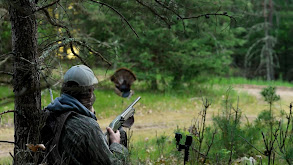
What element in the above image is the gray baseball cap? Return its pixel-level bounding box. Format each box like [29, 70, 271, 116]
[64, 65, 98, 86]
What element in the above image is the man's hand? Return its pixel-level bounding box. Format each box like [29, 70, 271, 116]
[107, 127, 120, 144]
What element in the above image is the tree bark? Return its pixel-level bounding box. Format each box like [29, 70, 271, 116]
[9, 1, 41, 164]
[264, 0, 274, 81]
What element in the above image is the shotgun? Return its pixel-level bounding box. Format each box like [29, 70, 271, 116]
[106, 96, 141, 143]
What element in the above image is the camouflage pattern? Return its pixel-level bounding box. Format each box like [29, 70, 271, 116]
[43, 93, 128, 164]
[57, 113, 129, 165]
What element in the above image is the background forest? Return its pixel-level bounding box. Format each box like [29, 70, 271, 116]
[1, 0, 293, 85]
[0, 0, 293, 164]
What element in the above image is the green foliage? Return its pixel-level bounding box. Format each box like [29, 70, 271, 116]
[60, 0, 249, 89]
[277, 107, 293, 164]
[237, 0, 293, 81]
[276, 1, 293, 81]
[210, 89, 260, 163]
[0, 21, 11, 54]
[255, 110, 274, 127]
[260, 86, 280, 104]
[283, 141, 293, 163]
[118, 19, 243, 88]
[1, 0, 293, 85]
[155, 134, 168, 156]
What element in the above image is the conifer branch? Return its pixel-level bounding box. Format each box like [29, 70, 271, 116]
[35, 0, 61, 12]
[41, 8, 89, 66]
[89, 0, 139, 38]
[39, 38, 111, 66]
[136, 0, 171, 29]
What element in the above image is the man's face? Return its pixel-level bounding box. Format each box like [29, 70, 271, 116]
[79, 87, 96, 113]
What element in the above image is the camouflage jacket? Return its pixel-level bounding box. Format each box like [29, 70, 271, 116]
[43, 94, 128, 165]
[58, 113, 128, 164]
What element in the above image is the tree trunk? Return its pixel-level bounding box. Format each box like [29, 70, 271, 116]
[264, 0, 275, 81]
[9, 1, 41, 164]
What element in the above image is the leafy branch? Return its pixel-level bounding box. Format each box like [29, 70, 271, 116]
[41, 8, 89, 66]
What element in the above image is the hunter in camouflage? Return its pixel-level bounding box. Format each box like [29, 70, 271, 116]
[42, 65, 128, 165]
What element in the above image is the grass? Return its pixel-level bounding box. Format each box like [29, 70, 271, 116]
[40, 88, 198, 118]
[129, 134, 181, 164]
[204, 76, 293, 87]
[0, 157, 13, 165]
[0, 86, 14, 125]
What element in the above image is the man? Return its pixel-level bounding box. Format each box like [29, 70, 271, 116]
[42, 65, 128, 165]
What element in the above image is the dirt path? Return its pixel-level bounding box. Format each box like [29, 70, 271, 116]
[1, 84, 292, 159]
[0, 128, 14, 159]
[234, 84, 293, 100]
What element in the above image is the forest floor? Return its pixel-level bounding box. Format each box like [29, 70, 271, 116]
[1, 84, 293, 159]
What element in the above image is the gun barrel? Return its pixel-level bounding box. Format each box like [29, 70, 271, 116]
[121, 96, 141, 117]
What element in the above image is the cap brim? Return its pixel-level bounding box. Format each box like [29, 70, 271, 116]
[92, 76, 99, 85]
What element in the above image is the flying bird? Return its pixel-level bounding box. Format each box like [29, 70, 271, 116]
[110, 68, 136, 98]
